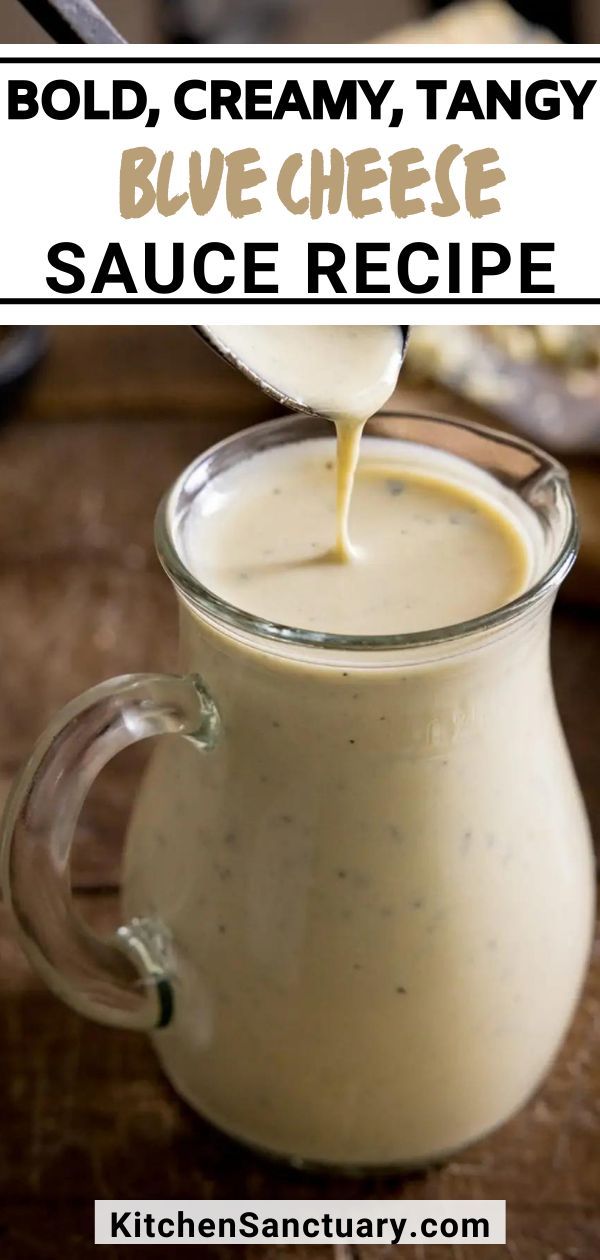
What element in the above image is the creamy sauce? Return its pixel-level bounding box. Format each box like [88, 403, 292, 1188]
[182, 438, 529, 635]
[122, 431, 594, 1168]
[204, 325, 402, 559]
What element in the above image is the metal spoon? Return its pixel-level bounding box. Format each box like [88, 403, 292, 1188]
[18, 0, 125, 43]
[196, 325, 411, 416]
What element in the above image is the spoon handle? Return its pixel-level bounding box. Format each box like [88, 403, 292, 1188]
[18, 0, 126, 44]
[16, 0, 411, 397]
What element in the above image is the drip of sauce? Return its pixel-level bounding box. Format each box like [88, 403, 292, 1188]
[204, 325, 403, 560]
[334, 420, 363, 561]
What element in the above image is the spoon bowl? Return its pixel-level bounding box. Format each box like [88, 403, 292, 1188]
[195, 324, 411, 417]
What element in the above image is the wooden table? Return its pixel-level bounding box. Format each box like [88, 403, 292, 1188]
[0, 328, 598, 1259]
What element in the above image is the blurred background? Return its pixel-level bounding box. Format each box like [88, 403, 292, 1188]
[0, 0, 598, 1255]
[2, 0, 600, 43]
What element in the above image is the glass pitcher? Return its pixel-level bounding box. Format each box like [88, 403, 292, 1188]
[1, 413, 594, 1172]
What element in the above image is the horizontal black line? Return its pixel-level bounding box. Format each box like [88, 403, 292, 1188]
[1, 57, 599, 65]
[1, 297, 596, 305]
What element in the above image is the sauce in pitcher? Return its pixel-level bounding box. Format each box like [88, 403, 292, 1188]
[182, 437, 530, 635]
[122, 419, 593, 1168]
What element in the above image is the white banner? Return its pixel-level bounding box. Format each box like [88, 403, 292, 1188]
[1, 44, 599, 322]
[94, 1199, 506, 1245]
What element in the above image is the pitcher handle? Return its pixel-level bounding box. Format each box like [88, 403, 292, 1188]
[0, 673, 219, 1032]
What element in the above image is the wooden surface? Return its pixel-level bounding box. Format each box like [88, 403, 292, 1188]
[0, 327, 598, 1259]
